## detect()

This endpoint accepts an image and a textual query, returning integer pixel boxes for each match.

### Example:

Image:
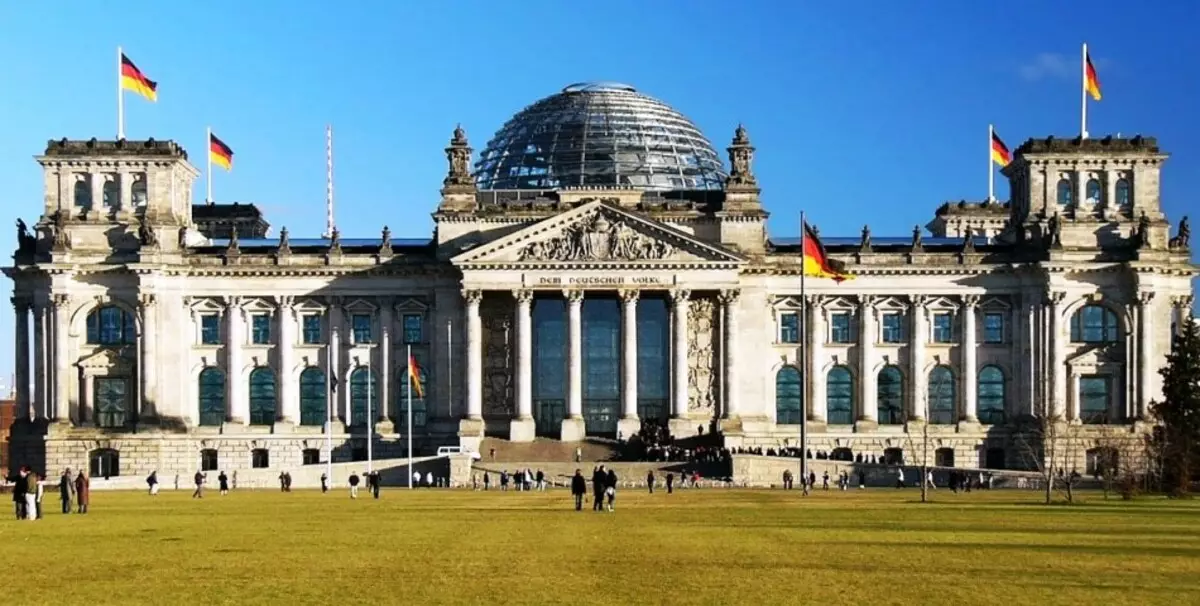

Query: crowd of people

[616,419,732,465]
[5,467,90,520]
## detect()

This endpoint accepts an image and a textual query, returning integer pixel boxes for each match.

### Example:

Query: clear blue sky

[1,1,1197,384]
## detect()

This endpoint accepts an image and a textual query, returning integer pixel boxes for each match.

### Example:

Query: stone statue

[51,210,71,251]
[911,225,923,249]
[15,219,34,254]
[518,211,675,262]
[443,125,474,188]
[1137,211,1152,249]
[226,227,240,253]
[178,225,189,249]
[726,125,757,187]
[380,225,393,255]
[859,224,871,251]
[1047,213,1062,249]
[278,226,291,254]
[137,222,158,248]
[1170,215,1190,249]
[329,227,341,252]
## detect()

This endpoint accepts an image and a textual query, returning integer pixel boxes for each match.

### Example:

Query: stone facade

[4,125,1196,480]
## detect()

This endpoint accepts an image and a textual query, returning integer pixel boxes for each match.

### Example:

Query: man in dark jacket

[605,468,618,512]
[570,469,587,511]
[591,466,606,511]
[59,469,75,513]
[11,469,27,520]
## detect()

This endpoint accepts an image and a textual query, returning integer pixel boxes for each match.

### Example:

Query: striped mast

[1081,43,1089,139]
[407,345,414,489]
[117,46,125,140]
[799,211,808,490]
[323,125,336,239]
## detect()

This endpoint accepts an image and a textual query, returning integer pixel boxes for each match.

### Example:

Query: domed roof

[473,83,727,191]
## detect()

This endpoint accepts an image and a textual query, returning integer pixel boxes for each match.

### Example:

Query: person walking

[34,472,45,519]
[646,471,656,494]
[146,470,159,496]
[74,471,89,514]
[371,471,382,499]
[12,468,27,520]
[320,473,329,494]
[591,466,605,512]
[570,469,587,511]
[192,471,205,499]
[24,468,38,520]
[895,468,906,489]
[348,472,360,499]
[218,471,229,496]
[666,472,675,494]
[60,469,76,513]
[605,467,618,512]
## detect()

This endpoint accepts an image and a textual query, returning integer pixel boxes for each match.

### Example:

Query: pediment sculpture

[518,212,676,262]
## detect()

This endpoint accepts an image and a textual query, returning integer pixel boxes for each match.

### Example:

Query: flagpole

[407,344,414,490]
[206,127,213,204]
[1081,43,1089,140]
[117,46,125,140]
[988,124,995,203]
[447,319,453,420]
[366,358,374,474]
[799,211,808,491]
[326,328,335,489]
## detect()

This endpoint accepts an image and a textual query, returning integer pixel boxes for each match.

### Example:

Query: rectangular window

[779,312,800,343]
[881,313,905,343]
[352,314,373,344]
[201,314,221,345]
[829,312,853,344]
[302,314,322,344]
[403,313,423,344]
[983,312,1004,344]
[932,313,953,343]
[251,314,271,345]
[1079,375,1112,424]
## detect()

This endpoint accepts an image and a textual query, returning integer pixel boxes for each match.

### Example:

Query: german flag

[209,133,233,171]
[407,354,425,398]
[802,221,851,282]
[991,130,1012,167]
[120,53,157,102]
[1085,50,1102,101]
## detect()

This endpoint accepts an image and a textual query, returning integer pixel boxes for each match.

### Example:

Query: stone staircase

[469,460,717,487]
[478,437,620,463]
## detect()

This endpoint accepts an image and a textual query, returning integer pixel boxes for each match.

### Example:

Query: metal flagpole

[326,329,335,488]
[799,211,808,492]
[366,359,373,473]
[407,344,414,489]
[1080,43,1089,140]
[988,124,995,203]
[117,46,125,140]
[206,127,213,204]
[447,319,453,420]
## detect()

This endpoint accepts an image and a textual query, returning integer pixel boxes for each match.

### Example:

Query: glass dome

[473,82,727,191]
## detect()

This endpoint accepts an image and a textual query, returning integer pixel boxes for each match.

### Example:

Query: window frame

[1056,177,1074,206]
[251,448,270,469]
[351,313,374,344]
[931,312,954,344]
[877,365,904,425]
[402,313,424,345]
[1070,305,1120,343]
[983,312,1005,344]
[927,365,956,424]
[825,365,854,425]
[774,366,803,425]
[778,312,800,344]
[829,312,853,344]
[251,313,272,345]
[1079,374,1113,424]
[977,365,1006,425]
[200,314,221,345]
[301,314,322,345]
[880,312,905,344]
[248,367,277,426]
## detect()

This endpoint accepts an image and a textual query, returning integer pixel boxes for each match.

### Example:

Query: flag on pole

[802,221,851,282]
[408,354,424,398]
[209,133,234,170]
[990,130,1012,167]
[1084,50,1102,101]
[120,53,158,102]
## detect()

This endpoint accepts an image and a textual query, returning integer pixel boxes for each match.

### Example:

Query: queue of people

[7,466,89,520]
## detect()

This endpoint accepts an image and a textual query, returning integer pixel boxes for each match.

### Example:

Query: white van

[437,446,482,460]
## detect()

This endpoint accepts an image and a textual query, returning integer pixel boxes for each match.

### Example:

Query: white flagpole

[117,46,125,140]
[367,360,374,473]
[799,211,808,490]
[407,344,414,490]
[326,328,335,489]
[206,127,213,204]
[1081,43,1089,140]
[988,124,995,203]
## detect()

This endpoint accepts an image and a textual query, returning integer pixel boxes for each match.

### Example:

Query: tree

[1014,405,1083,505]
[1148,315,1200,497]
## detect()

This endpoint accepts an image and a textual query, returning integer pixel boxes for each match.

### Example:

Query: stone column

[562,290,586,442]
[12,297,30,420]
[52,294,70,423]
[511,289,536,442]
[857,295,877,426]
[329,325,341,427]
[670,290,691,420]
[278,296,298,424]
[226,296,246,424]
[719,289,740,421]
[617,289,641,439]
[1137,291,1154,421]
[961,295,979,423]
[807,295,826,423]
[1048,292,1067,420]
[32,302,47,421]
[139,294,158,423]
[464,290,483,421]
[379,301,394,428]
[909,295,927,422]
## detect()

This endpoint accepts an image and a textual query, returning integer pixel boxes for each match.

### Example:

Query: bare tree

[1015,407,1083,505]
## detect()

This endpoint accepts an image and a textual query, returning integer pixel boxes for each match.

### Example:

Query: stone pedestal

[509,417,536,442]
[560,417,586,442]
[616,417,641,441]
[956,420,981,434]
[669,418,701,440]
[457,417,485,453]
[376,420,396,435]
[854,419,879,433]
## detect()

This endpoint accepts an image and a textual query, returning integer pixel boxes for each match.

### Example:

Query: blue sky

[1,1,1197,384]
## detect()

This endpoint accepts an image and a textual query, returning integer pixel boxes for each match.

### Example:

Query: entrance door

[94,377,129,428]
[536,399,565,437]
[584,399,618,437]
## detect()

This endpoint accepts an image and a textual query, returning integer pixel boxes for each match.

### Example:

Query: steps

[478,437,620,463]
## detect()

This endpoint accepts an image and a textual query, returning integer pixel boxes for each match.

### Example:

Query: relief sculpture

[518,211,675,262]
[480,294,515,417]
[687,295,718,413]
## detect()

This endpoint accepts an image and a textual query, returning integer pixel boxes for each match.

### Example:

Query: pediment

[1066,344,1124,367]
[77,347,134,374]
[452,201,746,267]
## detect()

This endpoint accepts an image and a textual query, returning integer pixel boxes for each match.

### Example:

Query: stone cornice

[463,260,740,271]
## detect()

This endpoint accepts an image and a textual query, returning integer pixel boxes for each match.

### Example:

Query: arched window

[775,366,803,425]
[349,367,377,426]
[1115,178,1132,207]
[74,177,92,210]
[102,179,119,208]
[398,361,429,432]
[86,305,136,345]
[248,367,277,426]
[1070,304,1120,343]
[977,365,1006,424]
[299,367,327,426]
[132,177,148,207]
[198,367,226,426]
[1085,178,1102,204]
[1056,178,1073,206]
[825,365,854,425]
[89,448,120,478]
[927,365,956,424]
[877,366,904,425]
[831,447,853,462]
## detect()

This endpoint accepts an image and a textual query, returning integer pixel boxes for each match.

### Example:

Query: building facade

[5,83,1196,478]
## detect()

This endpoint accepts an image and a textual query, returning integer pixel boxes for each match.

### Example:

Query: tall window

[977,365,1006,425]
[881,313,905,343]
[200,448,218,471]
[302,314,322,344]
[299,367,327,426]
[201,314,221,345]
[251,314,271,345]
[89,449,119,478]
[983,312,1004,344]
[829,312,853,343]
[877,365,904,425]
[74,177,92,210]
[86,306,136,345]
[1070,305,1120,343]
[927,365,956,424]
[131,176,148,207]
[248,367,277,425]
[1056,178,1073,206]
[1085,178,1102,203]
[302,449,321,465]
[94,378,128,428]
[1079,375,1112,424]
[349,367,377,425]
[403,313,423,344]
[775,366,803,424]
[826,365,854,425]
[198,367,226,426]
[1115,178,1132,207]
[932,313,953,343]
[251,449,270,469]
[352,314,373,344]
[779,312,800,343]
[102,179,119,208]
[398,359,428,432]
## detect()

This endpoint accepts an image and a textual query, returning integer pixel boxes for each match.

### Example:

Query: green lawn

[2,487,1197,605]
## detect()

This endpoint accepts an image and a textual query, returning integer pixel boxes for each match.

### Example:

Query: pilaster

[807,295,826,425]
[909,295,927,422]
[51,294,70,424]
[1137,291,1154,420]
[139,293,159,424]
[617,289,641,440]
[960,294,979,425]
[225,296,247,425]
[511,289,536,442]
[856,295,878,429]
[670,289,691,421]
[12,297,31,420]
[561,289,586,442]
[277,296,298,425]
[1048,291,1067,420]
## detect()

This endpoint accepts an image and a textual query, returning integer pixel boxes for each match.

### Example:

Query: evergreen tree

[1149,315,1200,497]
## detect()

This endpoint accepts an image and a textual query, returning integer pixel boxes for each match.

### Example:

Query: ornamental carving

[518,212,675,262]
[687,295,718,413]
[481,295,514,417]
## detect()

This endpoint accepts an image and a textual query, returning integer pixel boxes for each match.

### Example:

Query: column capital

[512,289,534,305]
[51,293,71,310]
[10,295,31,311]
[909,294,927,308]
[803,293,824,307]
[462,289,483,305]
[223,295,244,310]
[276,294,295,310]
[856,294,874,309]
[1138,291,1156,306]
[1045,291,1067,306]
[618,289,640,304]
[669,289,691,306]
[1171,294,1194,310]
[718,289,740,305]
[564,289,584,304]
[961,294,980,308]
[325,295,344,310]
[138,293,157,308]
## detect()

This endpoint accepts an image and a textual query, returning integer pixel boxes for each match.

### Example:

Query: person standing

[372,471,382,499]
[12,468,27,520]
[895,468,905,489]
[146,471,159,496]
[60,469,76,513]
[348,472,360,499]
[666,472,675,494]
[320,473,329,494]
[24,469,38,520]
[192,471,205,499]
[591,466,605,511]
[605,467,618,512]
[482,472,490,491]
[74,471,89,514]
[570,469,587,511]
[646,471,656,494]
[218,471,229,496]
[34,472,45,519]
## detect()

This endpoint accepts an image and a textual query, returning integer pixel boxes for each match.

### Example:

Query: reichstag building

[5,82,1195,477]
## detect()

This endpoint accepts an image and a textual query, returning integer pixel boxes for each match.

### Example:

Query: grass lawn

[1,487,1197,605]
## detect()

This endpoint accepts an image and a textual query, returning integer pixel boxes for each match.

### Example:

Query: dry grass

[1,487,1197,605]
